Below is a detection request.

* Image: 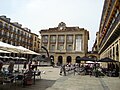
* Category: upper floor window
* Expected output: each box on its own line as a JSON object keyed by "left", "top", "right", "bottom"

{"left": 0, "top": 21, "right": 3, "bottom": 28}
{"left": 9, "top": 26, "right": 13, "bottom": 31}
{"left": 43, "top": 35, "right": 48, "bottom": 42}
{"left": 4, "top": 23, "right": 8, "bottom": 30}
{"left": 58, "top": 35, "right": 64, "bottom": 42}
{"left": 75, "top": 35, "right": 82, "bottom": 51}
{"left": 67, "top": 35, "right": 73, "bottom": 42}
{"left": 50, "top": 35, "right": 56, "bottom": 42}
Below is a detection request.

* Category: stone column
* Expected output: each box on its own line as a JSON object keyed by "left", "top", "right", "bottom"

{"left": 118, "top": 39, "right": 120, "bottom": 62}
{"left": 48, "top": 35, "right": 50, "bottom": 52}
{"left": 115, "top": 44, "right": 117, "bottom": 60}
{"left": 55, "top": 35, "right": 58, "bottom": 51}
{"left": 40, "top": 35, "right": 43, "bottom": 51}
{"left": 82, "top": 35, "right": 84, "bottom": 52}
{"left": 118, "top": 38, "right": 120, "bottom": 78}
{"left": 73, "top": 34, "right": 75, "bottom": 51}
{"left": 64, "top": 35, "right": 66, "bottom": 51}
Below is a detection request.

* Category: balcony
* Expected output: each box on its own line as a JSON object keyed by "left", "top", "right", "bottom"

{"left": 104, "top": 0, "right": 115, "bottom": 26}
{"left": 4, "top": 26, "right": 9, "bottom": 30}
{"left": 100, "top": 13, "right": 120, "bottom": 48}
{"left": 99, "top": 14, "right": 120, "bottom": 54}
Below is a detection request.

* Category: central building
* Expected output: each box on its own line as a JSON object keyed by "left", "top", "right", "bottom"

{"left": 39, "top": 22, "right": 89, "bottom": 65}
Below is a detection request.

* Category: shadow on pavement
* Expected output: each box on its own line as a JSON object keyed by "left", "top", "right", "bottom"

{"left": 0, "top": 79, "right": 56, "bottom": 90}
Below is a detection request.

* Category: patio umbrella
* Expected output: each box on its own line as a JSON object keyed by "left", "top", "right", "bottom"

{"left": 15, "top": 46, "right": 40, "bottom": 55}
{"left": 2, "top": 56, "right": 10, "bottom": 59}
{"left": 0, "top": 41, "right": 19, "bottom": 53}
{"left": 98, "top": 57, "right": 120, "bottom": 77}
{"left": 19, "top": 57, "right": 26, "bottom": 60}
{"left": 0, "top": 50, "right": 11, "bottom": 53}
{"left": 76, "top": 56, "right": 95, "bottom": 62}
{"left": 97, "top": 57, "right": 118, "bottom": 62}
{"left": 0, "top": 56, "right": 3, "bottom": 58}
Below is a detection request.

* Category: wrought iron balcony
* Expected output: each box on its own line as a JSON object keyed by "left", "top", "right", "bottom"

{"left": 100, "top": 13, "right": 120, "bottom": 48}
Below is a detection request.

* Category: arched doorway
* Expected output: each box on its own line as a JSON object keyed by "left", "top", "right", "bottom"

{"left": 58, "top": 56, "right": 63, "bottom": 66}
{"left": 66, "top": 56, "right": 72, "bottom": 63}
{"left": 76, "top": 56, "right": 80, "bottom": 63}
{"left": 50, "top": 55, "right": 54, "bottom": 65}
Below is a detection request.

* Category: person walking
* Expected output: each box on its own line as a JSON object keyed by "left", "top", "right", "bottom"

{"left": 60, "top": 64, "right": 66, "bottom": 76}
{"left": 0, "top": 60, "right": 4, "bottom": 84}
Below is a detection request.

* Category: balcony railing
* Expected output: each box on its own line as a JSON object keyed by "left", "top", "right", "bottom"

{"left": 100, "top": 13, "right": 120, "bottom": 48}
{"left": 104, "top": 0, "right": 115, "bottom": 27}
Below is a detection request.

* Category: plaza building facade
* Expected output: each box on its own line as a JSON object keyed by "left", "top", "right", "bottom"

{"left": 0, "top": 15, "right": 40, "bottom": 60}
{"left": 0, "top": 15, "right": 40, "bottom": 53}
{"left": 39, "top": 22, "right": 89, "bottom": 65}
{"left": 93, "top": 0, "right": 120, "bottom": 69}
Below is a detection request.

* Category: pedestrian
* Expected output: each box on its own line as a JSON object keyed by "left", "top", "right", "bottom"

{"left": 34, "top": 60, "right": 38, "bottom": 70}
{"left": 73, "top": 64, "right": 76, "bottom": 75}
{"left": 0, "top": 60, "right": 4, "bottom": 84}
{"left": 8, "top": 60, "right": 15, "bottom": 73}
{"left": 0, "top": 60, "right": 4, "bottom": 71}
{"left": 28, "top": 60, "right": 32, "bottom": 70}
{"left": 59, "top": 64, "right": 66, "bottom": 76}
{"left": 23, "top": 61, "right": 27, "bottom": 69}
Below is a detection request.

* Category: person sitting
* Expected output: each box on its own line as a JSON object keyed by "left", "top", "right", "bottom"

{"left": 8, "top": 60, "right": 15, "bottom": 74}
{"left": 23, "top": 68, "right": 33, "bottom": 85}
{"left": 0, "top": 60, "right": 4, "bottom": 84}
{"left": 23, "top": 61, "right": 27, "bottom": 69}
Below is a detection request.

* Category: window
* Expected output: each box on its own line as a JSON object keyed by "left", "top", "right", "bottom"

{"left": 9, "top": 26, "right": 13, "bottom": 31}
{"left": 43, "top": 35, "right": 48, "bottom": 42}
{"left": 50, "top": 44, "right": 55, "bottom": 51}
{"left": 58, "top": 44, "right": 64, "bottom": 50}
{"left": 67, "top": 44, "right": 72, "bottom": 51}
{"left": 0, "top": 21, "right": 3, "bottom": 28}
{"left": 67, "top": 35, "right": 73, "bottom": 42}
{"left": 75, "top": 35, "right": 82, "bottom": 51}
{"left": 50, "top": 36, "right": 56, "bottom": 42}
{"left": 58, "top": 35, "right": 64, "bottom": 42}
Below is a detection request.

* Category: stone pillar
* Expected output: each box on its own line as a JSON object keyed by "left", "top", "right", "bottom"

{"left": 82, "top": 35, "right": 84, "bottom": 52}
{"left": 40, "top": 35, "right": 43, "bottom": 51}
{"left": 48, "top": 35, "right": 50, "bottom": 52}
{"left": 115, "top": 44, "right": 117, "bottom": 60}
{"left": 73, "top": 34, "right": 75, "bottom": 51}
{"left": 118, "top": 39, "right": 120, "bottom": 62}
{"left": 118, "top": 38, "right": 120, "bottom": 78}
{"left": 64, "top": 35, "right": 66, "bottom": 51}
{"left": 111, "top": 47, "right": 113, "bottom": 59}
{"left": 55, "top": 35, "right": 58, "bottom": 51}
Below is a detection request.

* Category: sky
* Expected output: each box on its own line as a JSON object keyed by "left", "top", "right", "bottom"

{"left": 0, "top": 0, "right": 104, "bottom": 51}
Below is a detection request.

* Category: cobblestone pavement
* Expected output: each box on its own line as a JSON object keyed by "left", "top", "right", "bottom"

{"left": 0, "top": 66, "right": 120, "bottom": 90}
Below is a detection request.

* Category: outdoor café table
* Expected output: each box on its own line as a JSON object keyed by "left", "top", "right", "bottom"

{"left": 13, "top": 71, "right": 24, "bottom": 85}
{"left": 23, "top": 69, "right": 36, "bottom": 85}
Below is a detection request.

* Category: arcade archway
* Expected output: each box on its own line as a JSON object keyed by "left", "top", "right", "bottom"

{"left": 58, "top": 56, "right": 63, "bottom": 65}
{"left": 66, "top": 56, "right": 72, "bottom": 63}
